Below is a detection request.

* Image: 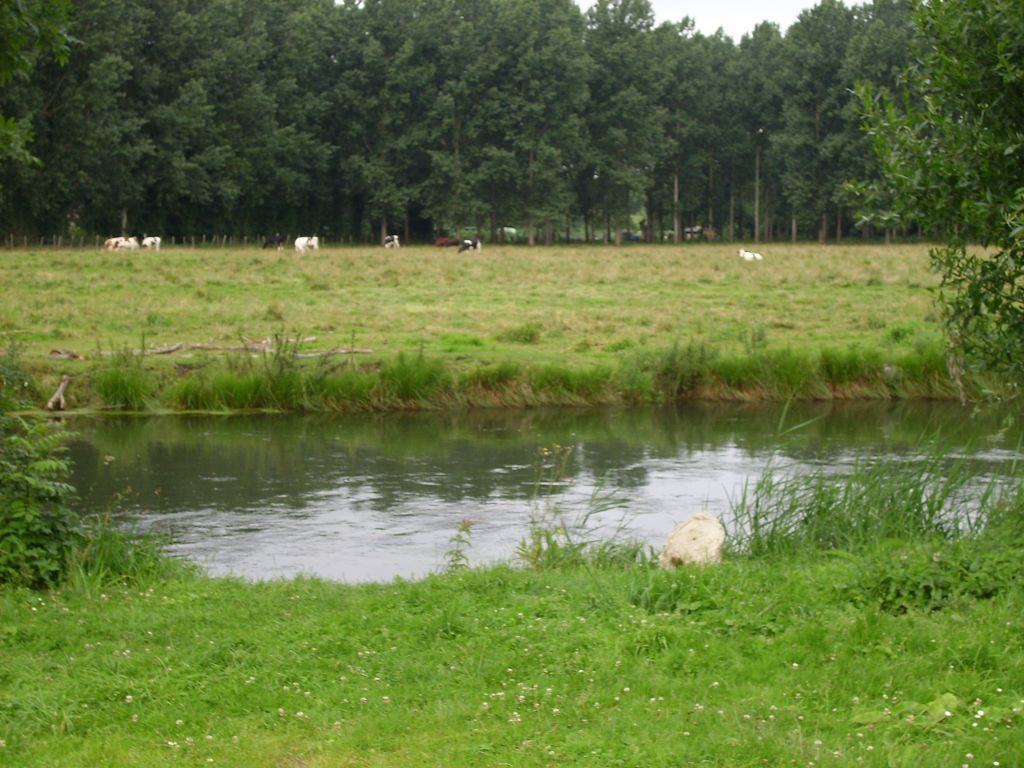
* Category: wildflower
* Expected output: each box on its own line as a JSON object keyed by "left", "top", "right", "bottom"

{"left": 124, "top": 695, "right": 133, "bottom": 704}
{"left": 175, "top": 719, "right": 184, "bottom": 726}
{"left": 509, "top": 712, "right": 521, "bottom": 724}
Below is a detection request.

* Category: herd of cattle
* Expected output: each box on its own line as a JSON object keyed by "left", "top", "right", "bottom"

{"left": 102, "top": 235, "right": 161, "bottom": 251}
{"left": 100, "top": 233, "right": 487, "bottom": 251}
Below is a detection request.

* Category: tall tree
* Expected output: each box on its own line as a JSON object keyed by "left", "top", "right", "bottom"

{"left": 774, "top": 0, "right": 856, "bottom": 242}
{"left": 0, "top": 0, "right": 69, "bottom": 163}
{"left": 584, "top": 0, "right": 664, "bottom": 243}
{"left": 862, "top": 0, "right": 1024, "bottom": 390}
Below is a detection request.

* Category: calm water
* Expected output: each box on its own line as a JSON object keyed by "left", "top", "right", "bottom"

{"left": 65, "top": 401, "right": 1023, "bottom": 583}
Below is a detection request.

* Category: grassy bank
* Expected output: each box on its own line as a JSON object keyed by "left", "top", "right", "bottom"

{"left": 3, "top": 452, "right": 1024, "bottom": 766}
{"left": 2, "top": 242, "right": 979, "bottom": 411}
{"left": 2, "top": 548, "right": 1022, "bottom": 767}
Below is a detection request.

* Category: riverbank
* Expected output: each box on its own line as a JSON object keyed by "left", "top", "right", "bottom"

{"left": 2, "top": 544, "right": 1022, "bottom": 767}
{"left": 4, "top": 242, "right": 982, "bottom": 412}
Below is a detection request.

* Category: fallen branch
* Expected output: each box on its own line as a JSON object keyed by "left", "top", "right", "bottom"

{"left": 49, "top": 349, "right": 83, "bottom": 360}
{"left": 60, "top": 341, "right": 373, "bottom": 359}
{"left": 46, "top": 374, "right": 70, "bottom": 411}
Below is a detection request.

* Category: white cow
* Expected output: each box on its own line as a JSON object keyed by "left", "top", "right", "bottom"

{"left": 384, "top": 234, "right": 400, "bottom": 248}
{"left": 295, "top": 235, "right": 319, "bottom": 253}
{"left": 142, "top": 235, "right": 161, "bottom": 251}
{"left": 103, "top": 236, "right": 125, "bottom": 251}
{"left": 119, "top": 236, "right": 140, "bottom": 251}
{"left": 738, "top": 248, "right": 763, "bottom": 261}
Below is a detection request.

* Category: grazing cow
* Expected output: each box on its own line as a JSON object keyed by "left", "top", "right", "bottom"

{"left": 294, "top": 235, "right": 319, "bottom": 253}
{"left": 119, "top": 236, "right": 140, "bottom": 251}
{"left": 738, "top": 248, "right": 763, "bottom": 261}
{"left": 435, "top": 236, "right": 461, "bottom": 247}
{"left": 458, "top": 237, "right": 482, "bottom": 253}
{"left": 384, "top": 234, "right": 401, "bottom": 248}
{"left": 142, "top": 235, "right": 161, "bottom": 251}
{"left": 263, "top": 233, "right": 285, "bottom": 250}
{"left": 103, "top": 236, "right": 124, "bottom": 251}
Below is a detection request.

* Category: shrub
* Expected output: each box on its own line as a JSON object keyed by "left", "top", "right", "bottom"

{"left": 94, "top": 355, "right": 153, "bottom": 410}
{"left": 461, "top": 362, "right": 521, "bottom": 391}
{"left": 497, "top": 322, "right": 541, "bottom": 344}
{"left": 634, "top": 341, "right": 716, "bottom": 400}
{"left": 378, "top": 352, "right": 450, "bottom": 402}
{"left": 530, "top": 365, "right": 613, "bottom": 399}
{"left": 846, "top": 538, "right": 1024, "bottom": 612}
{"left": 0, "top": 414, "right": 78, "bottom": 587}
{"left": 819, "top": 346, "right": 885, "bottom": 384}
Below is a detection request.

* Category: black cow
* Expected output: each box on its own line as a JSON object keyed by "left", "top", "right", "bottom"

{"left": 262, "top": 233, "right": 286, "bottom": 250}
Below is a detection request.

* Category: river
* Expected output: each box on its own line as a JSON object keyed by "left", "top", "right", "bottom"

{"left": 65, "top": 401, "right": 1022, "bottom": 583}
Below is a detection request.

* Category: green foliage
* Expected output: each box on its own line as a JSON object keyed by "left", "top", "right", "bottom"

{"left": 629, "top": 341, "right": 716, "bottom": 400}
{"left": 0, "top": 340, "right": 37, "bottom": 409}
{"left": 0, "top": 415, "right": 77, "bottom": 587}
{"left": 516, "top": 444, "right": 643, "bottom": 571}
{"left": 93, "top": 349, "right": 154, "bottom": 411}
{"left": 377, "top": 352, "right": 450, "bottom": 403}
{"left": 442, "top": 518, "right": 473, "bottom": 573}
{"left": 497, "top": 322, "right": 542, "bottom": 344}
{"left": 1, "top": 343, "right": 79, "bottom": 587}
{"left": 847, "top": 538, "right": 1024, "bottom": 613}
{"left": 460, "top": 362, "right": 521, "bottom": 391}
{"left": 819, "top": 346, "right": 884, "bottom": 384}
{"left": 0, "top": 0, "right": 69, "bottom": 162}
{"left": 529, "top": 364, "right": 613, "bottom": 399}
{"left": 730, "top": 453, "right": 1007, "bottom": 557}
{"left": 65, "top": 514, "right": 188, "bottom": 594}
{"left": 860, "top": 0, "right": 1024, "bottom": 389}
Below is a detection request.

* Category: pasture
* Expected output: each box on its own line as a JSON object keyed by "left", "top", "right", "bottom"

{"left": 0, "top": 242, "right": 951, "bottom": 409}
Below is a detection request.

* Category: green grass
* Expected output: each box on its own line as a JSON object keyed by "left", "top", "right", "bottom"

{"left": 1, "top": 552, "right": 1021, "bottom": 767}
{"left": 3, "top": 242, "right": 974, "bottom": 410}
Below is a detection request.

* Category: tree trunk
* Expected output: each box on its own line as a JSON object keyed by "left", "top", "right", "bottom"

{"left": 673, "top": 172, "right": 681, "bottom": 243}
{"left": 791, "top": 216, "right": 797, "bottom": 243}
{"left": 707, "top": 157, "right": 714, "bottom": 231}
{"left": 754, "top": 146, "right": 761, "bottom": 244}
{"left": 120, "top": 207, "right": 128, "bottom": 236}
{"left": 728, "top": 187, "right": 735, "bottom": 242}
{"left": 818, "top": 212, "right": 828, "bottom": 244}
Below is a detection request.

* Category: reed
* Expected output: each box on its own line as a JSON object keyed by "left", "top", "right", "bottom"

{"left": 729, "top": 452, "right": 1015, "bottom": 557}
{"left": 93, "top": 353, "right": 154, "bottom": 411}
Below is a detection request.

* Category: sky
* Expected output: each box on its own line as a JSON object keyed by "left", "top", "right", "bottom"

{"left": 580, "top": 0, "right": 815, "bottom": 41}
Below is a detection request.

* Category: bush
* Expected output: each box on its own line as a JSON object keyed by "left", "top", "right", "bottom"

{"left": 847, "top": 538, "right": 1024, "bottom": 612}
{"left": 0, "top": 414, "right": 78, "bottom": 587}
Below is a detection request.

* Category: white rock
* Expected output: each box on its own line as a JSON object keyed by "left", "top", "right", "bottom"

{"left": 659, "top": 512, "right": 726, "bottom": 569}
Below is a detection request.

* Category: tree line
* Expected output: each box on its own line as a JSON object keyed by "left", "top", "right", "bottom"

{"left": 0, "top": 0, "right": 914, "bottom": 245}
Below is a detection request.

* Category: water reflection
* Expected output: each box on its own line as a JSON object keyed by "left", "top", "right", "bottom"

{"left": 65, "top": 401, "right": 1022, "bottom": 582}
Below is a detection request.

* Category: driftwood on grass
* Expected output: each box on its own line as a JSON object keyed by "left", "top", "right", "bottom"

{"left": 46, "top": 374, "right": 71, "bottom": 411}
{"left": 49, "top": 349, "right": 83, "bottom": 360}
{"left": 55, "top": 337, "right": 373, "bottom": 360}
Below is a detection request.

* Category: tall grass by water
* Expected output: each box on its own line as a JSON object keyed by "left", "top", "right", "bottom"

{"left": 60, "top": 335, "right": 968, "bottom": 413}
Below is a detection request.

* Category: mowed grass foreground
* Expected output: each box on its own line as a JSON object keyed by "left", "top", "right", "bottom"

{"left": 2, "top": 554, "right": 1022, "bottom": 767}
{"left": 2, "top": 243, "right": 962, "bottom": 410}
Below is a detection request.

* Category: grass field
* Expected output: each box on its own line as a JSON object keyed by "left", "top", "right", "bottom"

{"left": 2, "top": 547, "right": 1022, "bottom": 767}
{"left": 1, "top": 242, "right": 960, "bottom": 409}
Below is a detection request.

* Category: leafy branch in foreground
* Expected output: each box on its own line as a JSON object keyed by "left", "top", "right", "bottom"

{"left": 858, "top": 0, "right": 1024, "bottom": 393}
